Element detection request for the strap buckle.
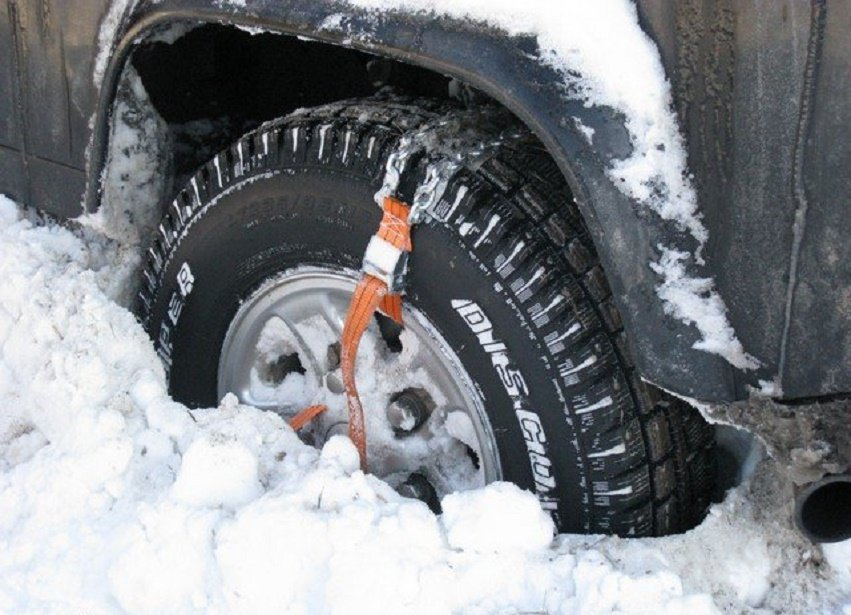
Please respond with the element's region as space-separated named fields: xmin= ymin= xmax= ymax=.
xmin=362 ymin=235 xmax=410 ymax=293
xmin=361 ymin=196 xmax=413 ymax=294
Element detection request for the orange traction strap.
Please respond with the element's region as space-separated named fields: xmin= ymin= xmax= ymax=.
xmin=288 ymin=197 xmax=412 ymax=473
xmin=287 ymin=404 xmax=328 ymax=431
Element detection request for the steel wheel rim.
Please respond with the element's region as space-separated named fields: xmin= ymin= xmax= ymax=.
xmin=218 ymin=266 xmax=502 ymax=494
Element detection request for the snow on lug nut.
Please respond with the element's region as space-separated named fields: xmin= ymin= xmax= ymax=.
xmin=326 ymin=341 xmax=341 ymax=370
xmin=386 ymin=388 xmax=433 ymax=435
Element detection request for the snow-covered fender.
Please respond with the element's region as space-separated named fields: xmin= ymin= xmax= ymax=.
xmin=88 ymin=0 xmax=746 ymax=402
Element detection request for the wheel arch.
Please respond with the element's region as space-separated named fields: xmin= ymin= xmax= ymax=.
xmin=90 ymin=0 xmax=740 ymax=402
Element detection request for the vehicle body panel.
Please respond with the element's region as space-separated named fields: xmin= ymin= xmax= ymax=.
xmin=1 ymin=0 xmax=106 ymax=215
xmin=640 ymin=0 xmax=850 ymax=399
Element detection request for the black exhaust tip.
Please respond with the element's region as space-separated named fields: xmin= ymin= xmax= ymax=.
xmin=795 ymin=475 xmax=851 ymax=543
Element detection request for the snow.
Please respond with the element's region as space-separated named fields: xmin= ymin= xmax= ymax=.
xmin=826 ymin=540 xmax=851 ymax=588
xmin=0 ymin=193 xmax=849 ymax=613
xmin=172 ymin=417 xmax=264 ymax=508
xmin=94 ymin=0 xmax=138 ymax=86
xmin=441 ymin=482 xmax=554 ymax=553
xmin=81 ymin=67 xmax=171 ymax=246
xmin=650 ymin=247 xmax=759 ymax=371
xmin=573 ymin=117 xmax=596 ymax=146
xmin=2 ymin=0 xmax=845 ymax=608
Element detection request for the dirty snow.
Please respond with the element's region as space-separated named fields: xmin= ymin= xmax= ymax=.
xmin=0 ymin=195 xmax=848 ymax=613
xmin=341 ymin=0 xmax=758 ymax=372
xmin=81 ymin=67 xmax=171 ymax=246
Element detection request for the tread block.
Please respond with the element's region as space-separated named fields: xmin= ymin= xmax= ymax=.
xmin=643 ymin=412 xmax=673 ymax=463
xmin=478 ymin=156 xmax=523 ymax=193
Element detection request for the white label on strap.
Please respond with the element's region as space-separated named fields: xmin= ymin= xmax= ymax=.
xmin=362 ymin=235 xmax=405 ymax=287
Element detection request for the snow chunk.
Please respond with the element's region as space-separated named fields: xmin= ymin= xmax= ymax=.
xmin=319 ymin=434 xmax=361 ymax=474
xmin=172 ymin=435 xmax=262 ymax=508
xmin=441 ymin=482 xmax=554 ymax=553
xmin=572 ymin=549 xmax=720 ymax=615
xmin=651 ymin=247 xmax=759 ymax=370
xmin=824 ymin=539 xmax=851 ymax=588
xmin=573 ymin=117 xmax=596 ymax=145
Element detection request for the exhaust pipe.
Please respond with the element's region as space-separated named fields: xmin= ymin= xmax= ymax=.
xmin=795 ymin=474 xmax=851 ymax=543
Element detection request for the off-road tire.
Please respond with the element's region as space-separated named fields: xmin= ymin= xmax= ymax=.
xmin=138 ymin=97 xmax=715 ymax=536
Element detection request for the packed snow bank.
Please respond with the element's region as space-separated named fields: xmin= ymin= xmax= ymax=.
xmin=342 ymin=0 xmax=759 ymax=371
xmin=0 ymin=195 xmax=847 ymax=613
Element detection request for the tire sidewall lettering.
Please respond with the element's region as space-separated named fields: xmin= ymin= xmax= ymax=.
xmin=452 ymin=299 xmax=558 ymax=512
xmin=154 ymin=262 xmax=195 ymax=376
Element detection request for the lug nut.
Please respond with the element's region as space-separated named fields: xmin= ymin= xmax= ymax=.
xmin=323 ymin=421 xmax=348 ymax=441
xmin=325 ymin=372 xmax=344 ymax=394
xmin=397 ymin=472 xmax=441 ymax=513
xmin=386 ymin=388 xmax=433 ymax=435
xmin=326 ymin=342 xmax=341 ymax=370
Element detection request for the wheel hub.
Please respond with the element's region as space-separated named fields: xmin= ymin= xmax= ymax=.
xmin=218 ymin=267 xmax=501 ymax=496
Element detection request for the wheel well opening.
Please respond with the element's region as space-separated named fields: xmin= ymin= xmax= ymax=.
xmin=129 ymin=22 xmax=461 ymax=184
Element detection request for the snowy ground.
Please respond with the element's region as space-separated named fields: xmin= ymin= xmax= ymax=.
xmin=0 ymin=194 xmax=848 ymax=614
